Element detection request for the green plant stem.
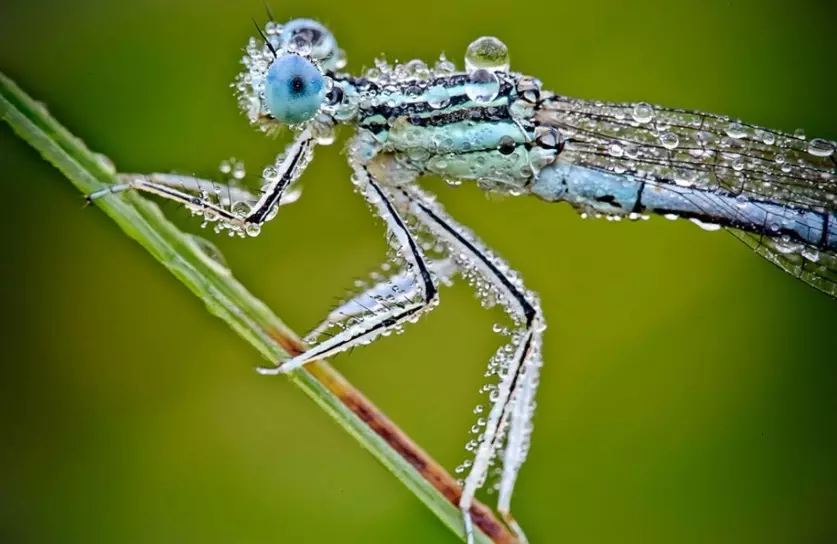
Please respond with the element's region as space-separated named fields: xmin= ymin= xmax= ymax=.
xmin=1 ymin=71 xmax=515 ymax=544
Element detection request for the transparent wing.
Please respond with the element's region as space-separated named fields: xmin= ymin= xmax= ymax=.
xmin=535 ymin=93 xmax=837 ymax=297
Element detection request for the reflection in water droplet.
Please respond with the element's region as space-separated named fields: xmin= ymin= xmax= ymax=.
xmin=465 ymin=36 xmax=510 ymax=73
xmin=465 ymin=69 xmax=500 ymax=103
xmin=660 ymin=132 xmax=679 ymax=150
xmin=632 ymin=102 xmax=654 ymax=124
xmin=807 ymin=138 xmax=835 ymax=158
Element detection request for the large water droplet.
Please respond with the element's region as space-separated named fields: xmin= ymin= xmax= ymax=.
xmin=631 ymin=102 xmax=654 ymax=124
xmin=807 ymin=138 xmax=835 ymax=158
xmin=465 ymin=36 xmax=510 ymax=73
xmin=465 ymin=69 xmax=500 ymax=103
xmin=660 ymin=132 xmax=679 ymax=150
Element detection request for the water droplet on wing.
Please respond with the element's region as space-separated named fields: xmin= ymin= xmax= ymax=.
xmin=807 ymin=138 xmax=835 ymax=158
xmin=631 ymin=102 xmax=654 ymax=124
xmin=660 ymin=132 xmax=679 ymax=150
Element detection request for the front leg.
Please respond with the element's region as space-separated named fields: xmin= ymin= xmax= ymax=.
xmin=258 ymin=164 xmax=440 ymax=374
xmin=87 ymin=128 xmax=315 ymax=236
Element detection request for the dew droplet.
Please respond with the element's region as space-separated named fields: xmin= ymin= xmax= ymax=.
xmin=231 ymin=200 xmax=251 ymax=217
xmin=801 ymin=247 xmax=820 ymax=262
xmin=806 ymin=138 xmax=835 ymax=158
xmin=426 ymin=84 xmax=451 ymax=109
xmin=631 ymin=102 xmax=654 ymax=124
xmin=465 ymin=69 xmax=500 ymax=103
xmin=725 ymin=121 xmax=747 ymax=139
xmin=608 ymin=142 xmax=624 ymax=158
xmin=660 ymin=132 xmax=679 ymax=150
xmin=465 ymin=36 xmax=510 ymax=73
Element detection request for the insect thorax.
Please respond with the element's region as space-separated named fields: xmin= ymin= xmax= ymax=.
xmin=340 ymin=71 xmax=561 ymax=192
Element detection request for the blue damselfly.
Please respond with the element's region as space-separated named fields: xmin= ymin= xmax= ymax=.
xmin=88 ymin=18 xmax=837 ymax=543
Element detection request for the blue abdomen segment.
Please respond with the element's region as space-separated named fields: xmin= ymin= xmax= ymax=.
xmin=531 ymin=161 xmax=837 ymax=250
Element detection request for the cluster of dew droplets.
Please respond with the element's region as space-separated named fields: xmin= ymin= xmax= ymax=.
xmin=186 ymin=158 xmax=256 ymax=238
xmin=303 ymin=259 xmax=421 ymax=347
xmin=363 ymin=52 xmax=456 ymax=87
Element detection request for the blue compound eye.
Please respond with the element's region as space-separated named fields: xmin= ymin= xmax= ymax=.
xmin=264 ymin=55 xmax=327 ymax=124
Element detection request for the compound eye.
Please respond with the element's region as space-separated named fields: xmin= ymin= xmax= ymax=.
xmin=264 ymin=55 xmax=327 ymax=124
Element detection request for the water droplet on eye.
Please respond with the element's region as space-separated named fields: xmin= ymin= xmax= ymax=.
xmin=465 ymin=36 xmax=510 ymax=73
xmin=631 ymin=102 xmax=654 ymax=124
xmin=775 ymin=153 xmax=786 ymax=164
xmin=608 ymin=142 xmax=624 ymax=157
xmin=807 ymin=138 xmax=835 ymax=158
xmin=725 ymin=121 xmax=747 ymax=139
xmin=660 ymin=132 xmax=679 ymax=150
xmin=288 ymin=33 xmax=312 ymax=55
xmin=426 ymin=84 xmax=450 ymax=109
xmin=761 ymin=131 xmax=776 ymax=145
xmin=465 ymin=69 xmax=500 ymax=103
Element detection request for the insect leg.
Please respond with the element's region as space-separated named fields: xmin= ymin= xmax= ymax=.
xmin=390 ymin=185 xmax=544 ymax=544
xmin=258 ymin=164 xmax=441 ymax=374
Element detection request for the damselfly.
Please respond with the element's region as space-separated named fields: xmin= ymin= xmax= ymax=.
xmin=87 ymin=17 xmax=837 ymax=543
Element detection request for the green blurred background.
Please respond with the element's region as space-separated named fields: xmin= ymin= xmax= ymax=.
xmin=2 ymin=0 xmax=836 ymax=542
